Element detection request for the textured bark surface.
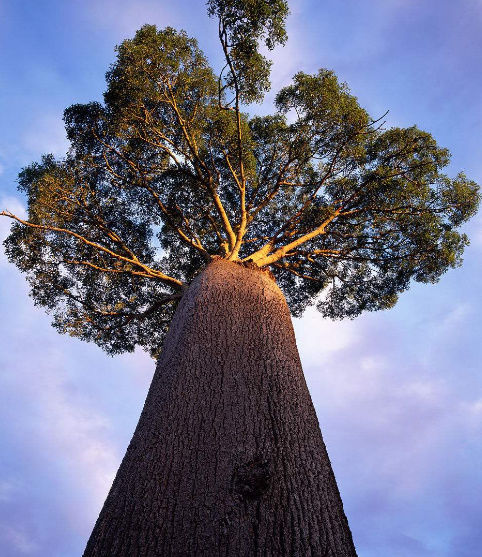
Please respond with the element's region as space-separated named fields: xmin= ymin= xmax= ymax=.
xmin=84 ymin=259 xmax=357 ymax=556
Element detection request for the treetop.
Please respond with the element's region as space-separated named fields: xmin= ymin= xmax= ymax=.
xmin=2 ymin=1 xmax=479 ymax=356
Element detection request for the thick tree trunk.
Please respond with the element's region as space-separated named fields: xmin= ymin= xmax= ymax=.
xmin=84 ymin=259 xmax=357 ymax=556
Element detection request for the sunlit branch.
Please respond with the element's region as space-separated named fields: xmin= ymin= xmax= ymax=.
xmin=218 ymin=19 xmax=247 ymax=260
xmin=91 ymin=133 xmax=210 ymax=257
xmin=144 ymin=185 xmax=209 ymax=257
xmin=221 ymin=149 xmax=242 ymax=191
xmin=246 ymin=147 xmax=346 ymax=264
xmin=1 ymin=211 xmax=184 ymax=290
xmin=62 ymin=259 xmax=160 ymax=279
xmin=248 ymin=206 xmax=343 ymax=266
xmin=208 ymin=178 xmax=237 ymax=251
xmin=161 ymin=77 xmax=238 ymax=251
xmin=272 ymin=261 xmax=321 ymax=282
xmin=268 ymin=144 xmax=345 ymax=240
xmin=248 ymin=154 xmax=294 ymax=219
xmin=62 ymin=288 xmax=180 ymax=325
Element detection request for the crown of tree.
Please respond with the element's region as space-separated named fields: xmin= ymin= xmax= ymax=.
xmin=2 ymin=0 xmax=479 ymax=357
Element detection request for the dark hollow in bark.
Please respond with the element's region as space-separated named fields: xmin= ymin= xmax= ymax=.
xmin=84 ymin=259 xmax=357 ymax=556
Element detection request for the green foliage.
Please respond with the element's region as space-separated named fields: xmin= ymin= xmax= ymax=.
xmin=208 ymin=0 xmax=289 ymax=103
xmin=3 ymin=2 xmax=479 ymax=356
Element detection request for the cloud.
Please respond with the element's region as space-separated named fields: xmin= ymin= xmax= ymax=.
xmin=0 ymin=308 xmax=120 ymax=524
xmin=470 ymin=214 xmax=482 ymax=249
xmin=21 ymin=113 xmax=69 ymax=160
xmin=30 ymin=366 xmax=119 ymax=514
xmin=295 ymin=294 xmax=482 ymax=555
xmin=294 ymin=307 xmax=359 ymax=366
xmin=0 ymin=226 xmax=125 ymax=554
xmin=0 ymin=480 xmax=20 ymax=503
xmin=0 ymin=197 xmax=155 ymax=556
xmin=0 ymin=525 xmax=37 ymax=555
xmin=82 ymin=0 xmax=172 ymax=36
xmin=0 ymin=1 xmax=480 ymax=554
xmin=0 ymin=197 xmax=25 ymax=219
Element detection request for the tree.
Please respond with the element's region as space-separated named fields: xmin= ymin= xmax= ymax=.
xmin=2 ymin=0 xmax=479 ymax=555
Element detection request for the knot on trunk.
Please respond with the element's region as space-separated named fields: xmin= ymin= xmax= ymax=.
xmin=232 ymin=455 xmax=271 ymax=500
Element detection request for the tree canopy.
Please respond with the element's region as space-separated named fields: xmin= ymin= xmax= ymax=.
xmin=2 ymin=0 xmax=479 ymax=357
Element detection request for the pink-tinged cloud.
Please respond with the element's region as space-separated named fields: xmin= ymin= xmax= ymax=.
xmin=1 ymin=1 xmax=481 ymax=555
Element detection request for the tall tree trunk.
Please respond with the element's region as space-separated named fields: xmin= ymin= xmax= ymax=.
xmin=84 ymin=259 xmax=357 ymax=556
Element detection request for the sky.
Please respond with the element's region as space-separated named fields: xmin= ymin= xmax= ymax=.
xmin=0 ymin=0 xmax=481 ymax=555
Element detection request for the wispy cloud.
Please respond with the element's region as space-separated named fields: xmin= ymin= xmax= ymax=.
xmin=294 ymin=307 xmax=359 ymax=365
xmin=0 ymin=525 xmax=37 ymax=555
xmin=21 ymin=113 xmax=69 ymax=160
xmin=0 ymin=480 xmax=21 ymax=503
xmin=296 ymin=292 xmax=482 ymax=555
xmin=0 ymin=307 xmax=120 ymax=524
xmin=1 ymin=1 xmax=481 ymax=555
xmin=0 ymin=210 xmax=123 ymax=552
xmin=82 ymin=0 xmax=172 ymax=36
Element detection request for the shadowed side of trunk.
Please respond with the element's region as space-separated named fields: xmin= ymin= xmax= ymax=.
xmin=83 ymin=259 xmax=357 ymax=556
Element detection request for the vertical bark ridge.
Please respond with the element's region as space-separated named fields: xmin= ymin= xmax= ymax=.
xmin=84 ymin=259 xmax=357 ymax=556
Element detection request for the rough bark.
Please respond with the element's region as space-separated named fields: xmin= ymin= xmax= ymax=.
xmin=84 ymin=259 xmax=357 ymax=556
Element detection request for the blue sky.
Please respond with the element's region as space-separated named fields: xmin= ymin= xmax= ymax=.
xmin=0 ymin=1 xmax=481 ymax=555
